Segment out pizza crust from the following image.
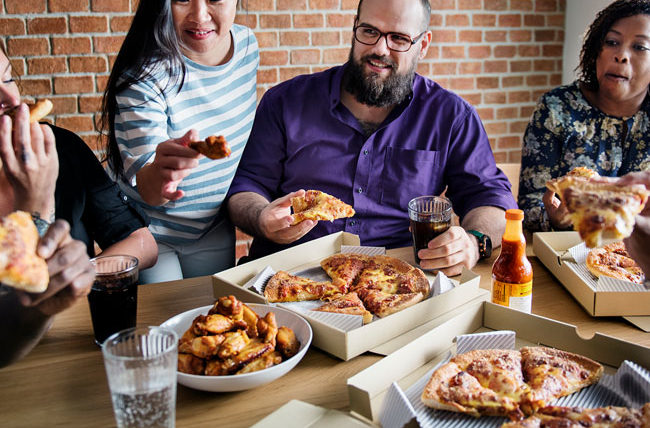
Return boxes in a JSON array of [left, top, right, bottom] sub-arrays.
[[291, 190, 355, 225], [586, 241, 645, 285]]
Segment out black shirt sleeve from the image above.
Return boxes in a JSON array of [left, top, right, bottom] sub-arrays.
[[51, 125, 149, 257]]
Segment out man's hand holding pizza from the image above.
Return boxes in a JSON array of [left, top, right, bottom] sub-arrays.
[[257, 190, 316, 244], [0, 103, 58, 221], [135, 129, 204, 206]]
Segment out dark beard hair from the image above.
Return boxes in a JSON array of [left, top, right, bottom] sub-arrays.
[[342, 49, 415, 107]]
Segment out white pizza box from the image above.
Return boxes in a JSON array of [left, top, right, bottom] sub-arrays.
[[533, 231, 650, 318], [347, 300, 650, 424], [250, 400, 373, 428], [212, 232, 489, 360]]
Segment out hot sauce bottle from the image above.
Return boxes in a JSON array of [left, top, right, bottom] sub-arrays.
[[491, 209, 533, 312]]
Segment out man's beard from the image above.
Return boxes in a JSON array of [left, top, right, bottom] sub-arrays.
[[342, 49, 416, 108]]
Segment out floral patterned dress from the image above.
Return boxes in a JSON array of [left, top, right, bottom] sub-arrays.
[[518, 81, 650, 232]]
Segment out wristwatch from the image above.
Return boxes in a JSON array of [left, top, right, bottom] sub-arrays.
[[467, 230, 492, 260]]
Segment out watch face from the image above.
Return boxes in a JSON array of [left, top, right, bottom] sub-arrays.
[[483, 235, 492, 258]]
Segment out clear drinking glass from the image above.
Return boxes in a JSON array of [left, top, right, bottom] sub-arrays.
[[408, 196, 452, 267], [102, 326, 178, 428]]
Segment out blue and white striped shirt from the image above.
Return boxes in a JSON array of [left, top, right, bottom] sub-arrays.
[[114, 24, 258, 245]]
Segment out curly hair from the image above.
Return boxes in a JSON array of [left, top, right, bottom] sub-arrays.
[[578, 0, 650, 91]]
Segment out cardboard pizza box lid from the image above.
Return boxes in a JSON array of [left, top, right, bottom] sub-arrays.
[[212, 232, 489, 360], [347, 300, 650, 424], [250, 400, 372, 428], [533, 231, 650, 317]]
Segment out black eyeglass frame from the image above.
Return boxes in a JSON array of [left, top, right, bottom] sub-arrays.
[[353, 24, 427, 52]]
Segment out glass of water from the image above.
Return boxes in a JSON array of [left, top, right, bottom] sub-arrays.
[[102, 326, 178, 428]]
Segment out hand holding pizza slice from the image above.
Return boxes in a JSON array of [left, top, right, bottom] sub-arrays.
[[290, 190, 355, 225]]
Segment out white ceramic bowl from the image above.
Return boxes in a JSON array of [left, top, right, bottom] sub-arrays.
[[160, 303, 312, 392]]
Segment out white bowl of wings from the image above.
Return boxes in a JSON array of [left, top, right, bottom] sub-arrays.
[[160, 303, 312, 392]]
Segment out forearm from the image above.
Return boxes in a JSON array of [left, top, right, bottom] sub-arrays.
[[227, 192, 269, 237], [99, 227, 158, 269], [0, 290, 53, 368], [461, 206, 507, 250], [135, 164, 169, 206]]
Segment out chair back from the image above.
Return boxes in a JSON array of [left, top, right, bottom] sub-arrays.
[[496, 162, 521, 199]]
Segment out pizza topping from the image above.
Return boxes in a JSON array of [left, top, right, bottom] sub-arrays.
[[586, 241, 645, 285], [291, 190, 355, 225], [501, 403, 650, 428]]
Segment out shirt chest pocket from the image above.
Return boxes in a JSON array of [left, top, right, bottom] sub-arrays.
[[379, 147, 441, 209]]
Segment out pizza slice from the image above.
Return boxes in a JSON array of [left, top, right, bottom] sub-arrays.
[[291, 190, 355, 225], [264, 270, 345, 302], [0, 211, 49, 293], [358, 288, 424, 318], [520, 346, 603, 413], [320, 253, 368, 288], [421, 349, 529, 420], [313, 292, 373, 324], [586, 241, 645, 285], [546, 173, 649, 248], [4, 99, 53, 123], [188, 135, 231, 160], [353, 255, 430, 296], [501, 404, 650, 428]]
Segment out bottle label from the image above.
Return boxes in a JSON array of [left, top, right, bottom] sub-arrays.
[[491, 280, 532, 313]]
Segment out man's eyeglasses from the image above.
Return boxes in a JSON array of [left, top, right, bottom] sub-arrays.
[[353, 25, 426, 52]]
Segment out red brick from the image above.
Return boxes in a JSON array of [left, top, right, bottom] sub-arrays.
[[52, 37, 92, 54], [70, 16, 108, 33], [459, 61, 480, 75], [256, 31, 279, 48], [468, 46, 490, 59], [96, 75, 109, 92], [279, 66, 310, 81], [260, 14, 291, 29], [494, 45, 516, 58], [431, 30, 456, 43], [28, 17, 66, 34], [235, 14, 257, 29], [497, 108, 518, 120], [536, 0, 558, 12], [312, 31, 340, 46], [294, 14, 324, 28], [8, 59, 26, 76], [547, 14, 564, 27], [257, 68, 278, 84], [499, 137, 522, 151], [502, 76, 524, 87], [493, 151, 508, 163], [550, 73, 562, 86], [532, 89, 548, 100], [280, 31, 310, 46], [416, 63, 430, 76], [79, 95, 102, 113], [524, 14, 544, 27], [477, 77, 499, 89], [51, 96, 78, 114], [484, 92, 506, 103], [7, 38, 49, 56], [447, 77, 474, 90], [425, 45, 440, 59], [56, 115, 95, 133], [526, 74, 548, 86], [278, 0, 306, 9], [484, 122, 507, 135], [27, 57, 67, 75], [0, 18, 26, 35], [534, 29, 555, 42], [49, 0, 88, 12], [508, 91, 531, 103], [447, 14, 470, 26], [484, 60, 507, 73], [54, 75, 94, 94], [323, 47, 349, 64], [70, 55, 107, 73], [518, 45, 540, 57], [91, 0, 129, 12], [326, 13, 354, 28], [499, 14, 522, 27], [433, 62, 457, 75], [508, 150, 522, 163], [542, 44, 562, 57], [510, 60, 531, 72], [485, 31, 507, 42], [473, 14, 496, 26], [476, 107, 494, 120], [260, 50, 289, 66], [459, 0, 481, 9], [246, 0, 274, 10], [459, 30, 481, 43], [93, 36, 125, 53], [511, 0, 533, 10], [510, 120, 529, 133], [341, 0, 357, 9], [110, 16, 133, 32], [442, 46, 464, 58], [533, 59, 555, 71], [19, 78, 52, 96], [484, 0, 507, 10], [510, 30, 532, 42], [430, 0, 455, 9], [291, 49, 320, 64], [521, 106, 535, 118], [6, 0, 45, 14], [310, 0, 340, 8], [429, 14, 444, 26]]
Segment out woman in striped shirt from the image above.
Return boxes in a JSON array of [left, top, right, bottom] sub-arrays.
[[101, 0, 259, 283]]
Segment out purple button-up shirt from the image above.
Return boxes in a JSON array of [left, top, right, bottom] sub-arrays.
[[229, 64, 517, 259]]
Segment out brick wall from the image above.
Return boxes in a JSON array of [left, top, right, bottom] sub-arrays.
[[1, 0, 566, 261]]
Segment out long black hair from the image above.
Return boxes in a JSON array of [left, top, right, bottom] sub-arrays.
[[99, 0, 186, 182], [578, 0, 650, 92]]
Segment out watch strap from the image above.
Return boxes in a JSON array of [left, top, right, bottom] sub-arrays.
[[467, 229, 488, 259]]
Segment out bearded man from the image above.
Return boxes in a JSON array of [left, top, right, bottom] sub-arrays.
[[227, 0, 517, 275]]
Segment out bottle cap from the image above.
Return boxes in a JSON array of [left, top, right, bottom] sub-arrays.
[[505, 209, 524, 221]]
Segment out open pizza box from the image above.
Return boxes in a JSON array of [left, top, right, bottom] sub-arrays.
[[211, 232, 489, 360], [347, 300, 650, 427], [533, 231, 650, 329]]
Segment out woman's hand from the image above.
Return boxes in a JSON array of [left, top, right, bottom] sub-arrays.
[[0, 104, 58, 219], [542, 189, 573, 230], [135, 130, 203, 206]]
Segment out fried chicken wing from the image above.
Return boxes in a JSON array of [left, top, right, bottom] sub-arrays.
[[237, 351, 283, 374], [217, 330, 250, 359], [257, 312, 278, 346], [180, 335, 225, 359], [210, 295, 243, 319], [178, 353, 205, 375], [192, 314, 234, 335], [276, 326, 300, 358], [241, 303, 259, 338]]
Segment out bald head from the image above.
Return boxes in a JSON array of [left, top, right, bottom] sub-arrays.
[[356, 0, 431, 32]]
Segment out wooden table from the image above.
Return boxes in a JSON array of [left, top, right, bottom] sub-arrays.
[[1, 248, 648, 427]]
